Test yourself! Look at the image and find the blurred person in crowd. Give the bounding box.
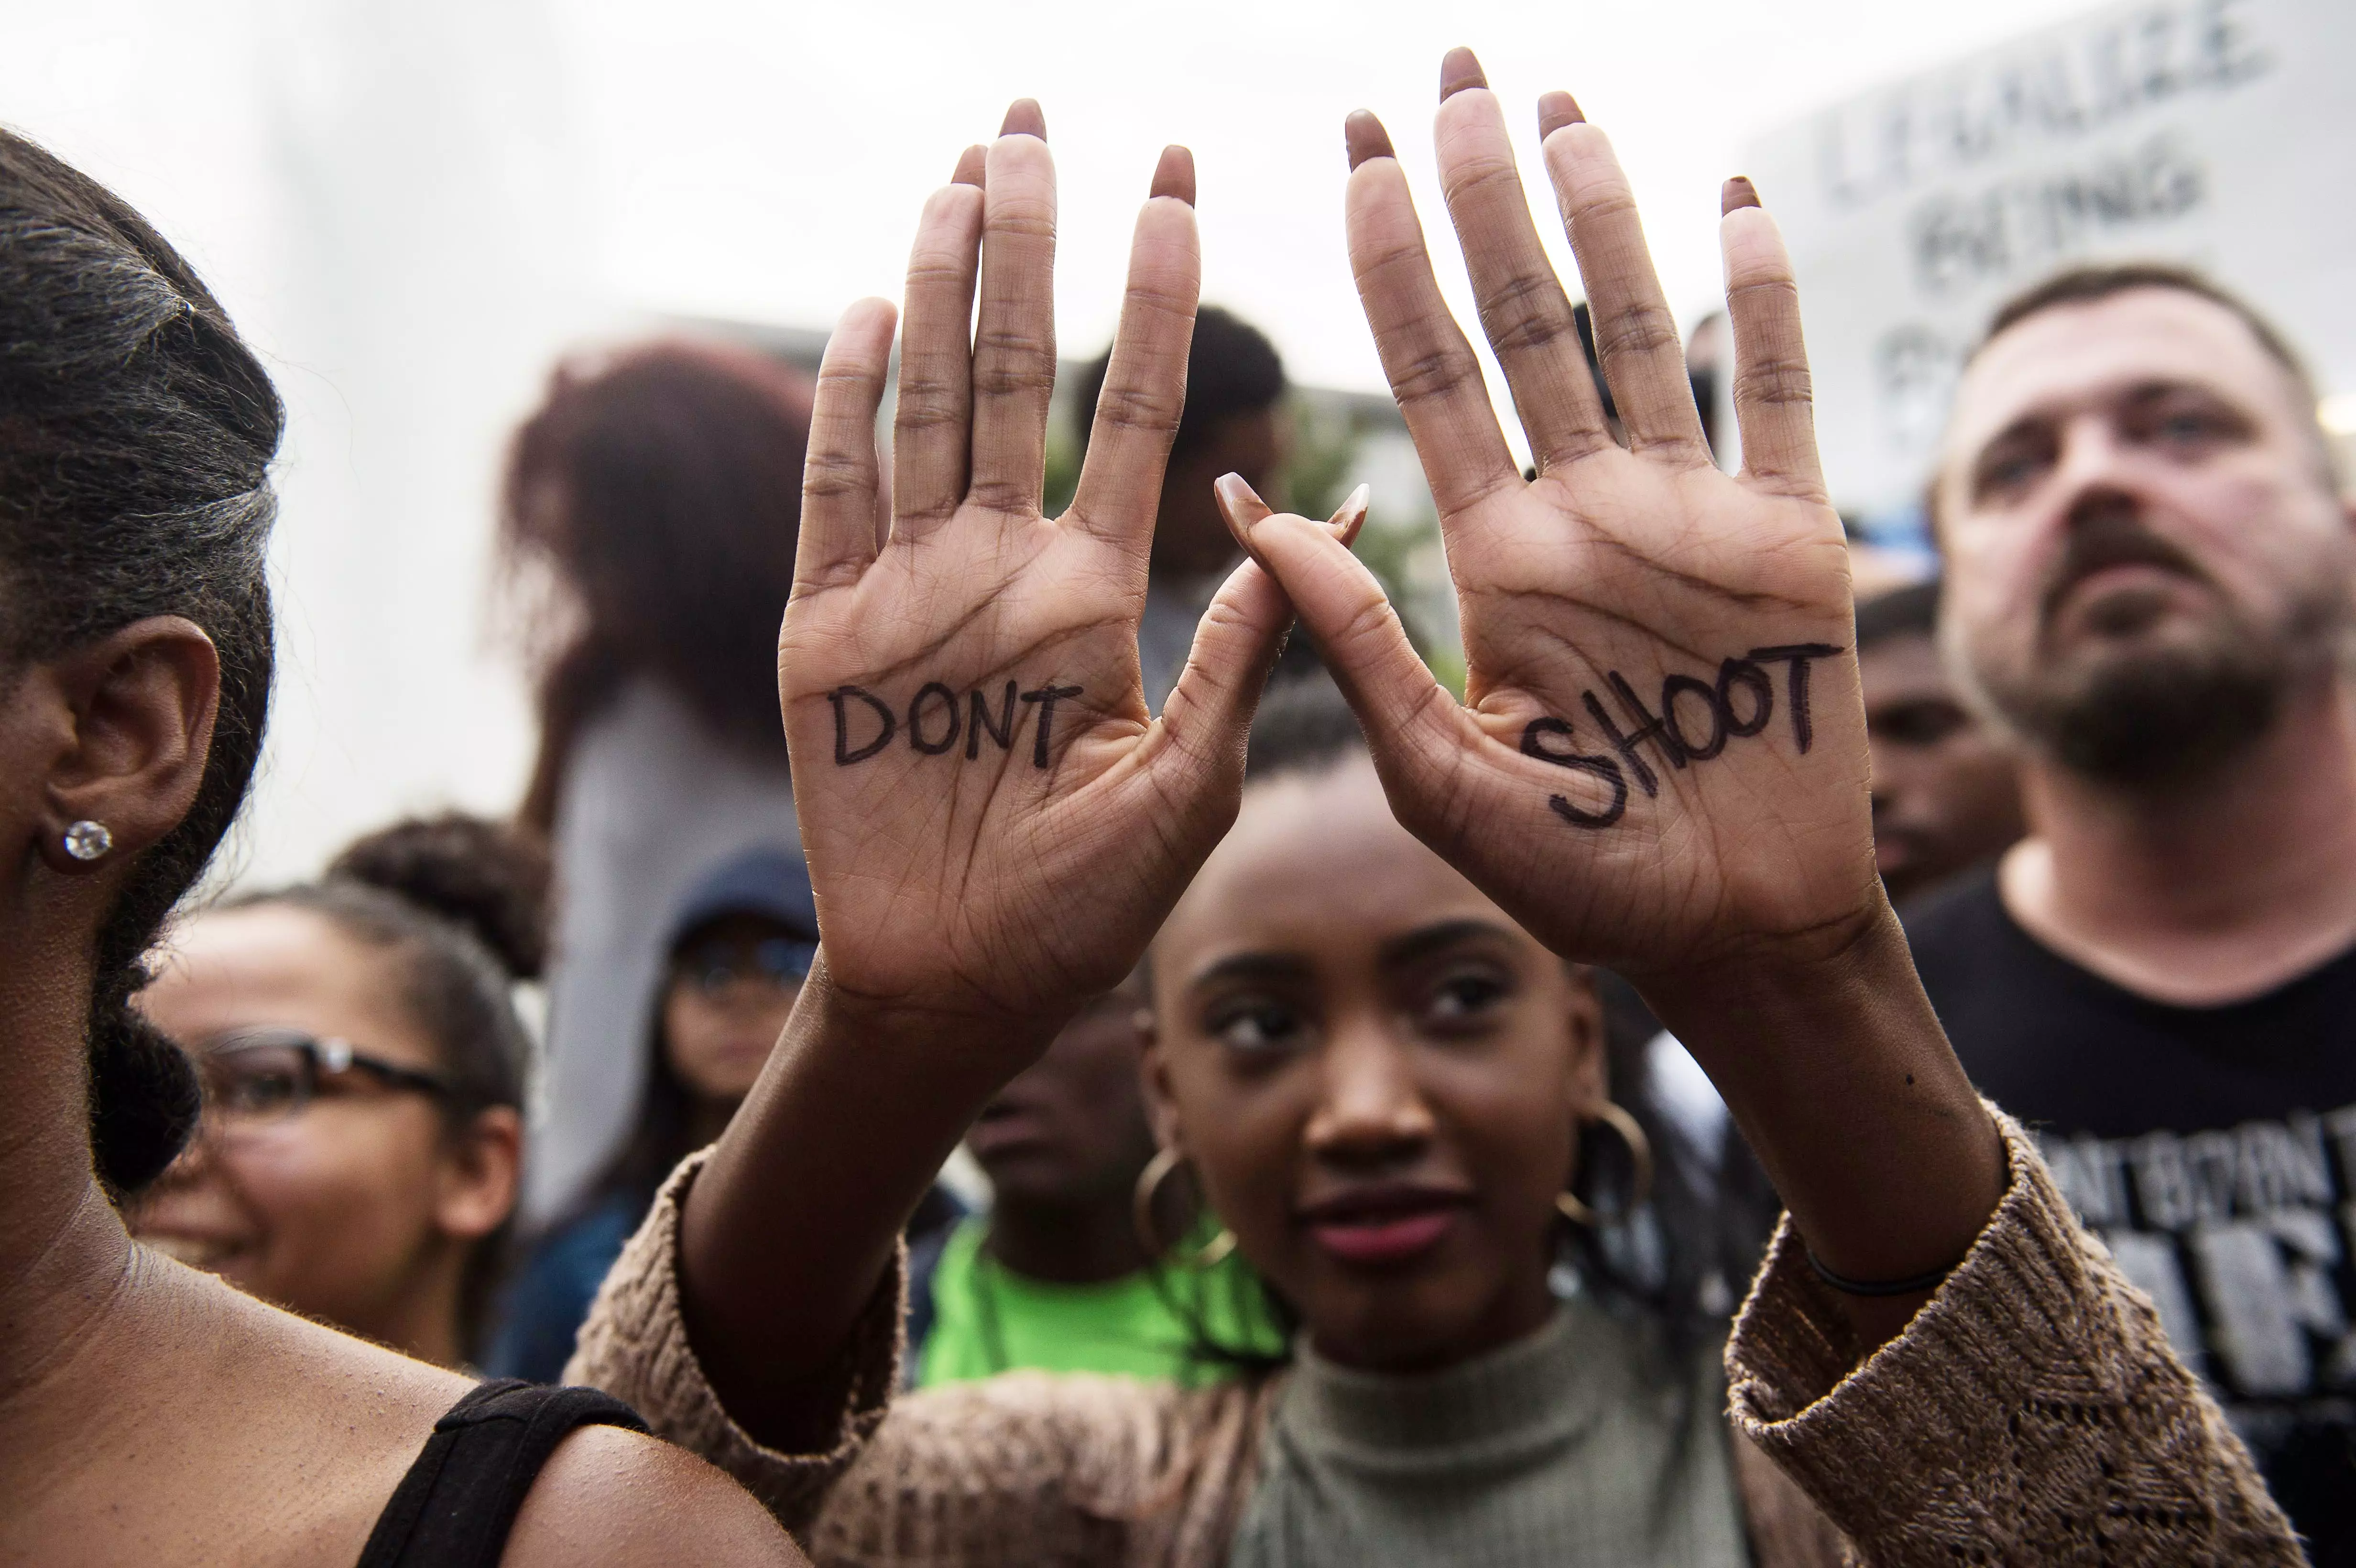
[133,815,543,1369]
[916,978,1275,1386]
[1072,304,1289,708]
[1909,262,2356,1555]
[571,80,2297,1566]
[498,339,818,1231]
[487,847,819,1382]
[0,128,787,1566]
[1855,581,2025,904]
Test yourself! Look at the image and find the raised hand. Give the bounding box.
[1223,54,2000,1330]
[781,112,1321,1043]
[1222,58,1870,983]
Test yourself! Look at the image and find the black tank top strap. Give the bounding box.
[357,1379,650,1568]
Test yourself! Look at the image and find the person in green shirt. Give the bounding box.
[919,986,1278,1385]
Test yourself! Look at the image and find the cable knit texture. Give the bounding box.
[569,1118,2302,1567]
[1727,1109,2301,1566]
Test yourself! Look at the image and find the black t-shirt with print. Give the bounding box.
[1906,868,2356,1563]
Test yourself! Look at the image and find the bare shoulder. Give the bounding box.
[502,1424,806,1568]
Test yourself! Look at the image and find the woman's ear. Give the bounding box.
[435,1104,524,1242]
[36,617,220,876]
[1564,965,1608,1114]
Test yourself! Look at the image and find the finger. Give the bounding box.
[1719,185,1827,500]
[889,167,986,538]
[1158,481,1374,783]
[951,143,987,188]
[796,298,898,597]
[1540,120,1711,462]
[968,115,1059,517]
[1213,475,1460,795]
[1343,111,1519,518]
[1065,149,1201,549]
[1431,51,1609,471]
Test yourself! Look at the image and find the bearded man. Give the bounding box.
[1906,263,2356,1557]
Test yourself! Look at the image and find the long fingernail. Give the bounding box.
[1151,145,1197,207]
[1213,472,1271,534]
[1344,110,1396,171]
[1440,47,1487,101]
[1537,91,1585,139]
[951,144,987,187]
[1329,483,1372,541]
[1721,176,1761,214]
[1000,99,1046,141]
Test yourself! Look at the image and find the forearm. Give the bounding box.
[676,957,1054,1441]
[1629,901,2005,1346]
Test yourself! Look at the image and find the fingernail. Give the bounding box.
[1000,99,1047,141]
[951,144,987,188]
[1440,47,1487,101]
[1213,472,1269,531]
[1537,91,1585,139]
[1721,175,1761,215]
[1330,483,1372,540]
[1344,110,1396,171]
[1150,145,1197,207]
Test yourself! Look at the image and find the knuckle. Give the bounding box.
[1476,271,1574,358]
[1388,343,1484,409]
[1595,299,1681,364]
[1090,379,1180,438]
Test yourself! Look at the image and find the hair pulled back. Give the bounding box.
[0,131,282,1198]
[500,340,815,831]
[244,812,548,1353]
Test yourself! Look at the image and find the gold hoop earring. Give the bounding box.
[1132,1144,1237,1269]
[1555,1099,1655,1228]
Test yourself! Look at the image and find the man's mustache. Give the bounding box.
[2038,513,2212,627]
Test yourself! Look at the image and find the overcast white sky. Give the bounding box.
[0,0,2082,876]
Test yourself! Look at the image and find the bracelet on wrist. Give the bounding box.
[1804,1247,1967,1298]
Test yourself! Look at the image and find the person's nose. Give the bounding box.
[1302,1013,1437,1169]
[2048,417,2146,535]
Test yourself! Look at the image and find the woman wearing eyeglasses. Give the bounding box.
[486,846,826,1383]
[132,814,543,1370]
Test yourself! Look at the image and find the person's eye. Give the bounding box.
[1205,996,1308,1055]
[222,1071,299,1116]
[1875,701,1970,747]
[1424,968,1509,1029]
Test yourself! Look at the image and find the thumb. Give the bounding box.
[1212,475,1460,790]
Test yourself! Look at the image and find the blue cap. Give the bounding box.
[664,846,818,949]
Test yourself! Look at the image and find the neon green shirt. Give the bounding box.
[916,1216,1283,1387]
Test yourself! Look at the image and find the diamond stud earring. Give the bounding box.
[63,820,113,862]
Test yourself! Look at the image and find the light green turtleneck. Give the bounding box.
[1229,1296,1746,1568]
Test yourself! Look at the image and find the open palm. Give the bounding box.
[779,127,1299,1035]
[1233,67,1874,978]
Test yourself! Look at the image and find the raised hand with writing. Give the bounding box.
[779,110,1344,1045]
[1222,57,1872,983]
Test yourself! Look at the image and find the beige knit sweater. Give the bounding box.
[569,1112,2302,1567]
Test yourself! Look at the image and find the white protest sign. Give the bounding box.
[1744,0,2356,517]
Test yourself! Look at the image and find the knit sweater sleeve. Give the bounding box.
[563,1147,1270,1566]
[563,1147,906,1535]
[1724,1107,2302,1565]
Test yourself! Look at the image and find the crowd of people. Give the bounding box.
[2,40,2351,1568]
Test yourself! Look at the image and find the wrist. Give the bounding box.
[794,950,1065,1077]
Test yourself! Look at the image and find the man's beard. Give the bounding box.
[1999,623,2288,789]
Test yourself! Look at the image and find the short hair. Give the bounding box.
[1073,305,1286,461]
[1975,262,2318,410]
[1854,580,1941,648]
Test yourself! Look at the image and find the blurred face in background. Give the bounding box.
[966,990,1158,1213]
[1935,286,2355,787]
[662,913,809,1106]
[1863,629,2024,902]
[1152,404,1292,581]
[1145,752,1603,1372]
[131,904,519,1364]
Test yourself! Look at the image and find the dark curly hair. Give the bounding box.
[0,129,282,1200]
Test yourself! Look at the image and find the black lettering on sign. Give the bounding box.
[831,686,896,764]
[1530,641,1844,829]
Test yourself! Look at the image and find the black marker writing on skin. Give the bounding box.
[829,680,1087,771]
[1020,685,1084,768]
[1524,642,1843,829]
